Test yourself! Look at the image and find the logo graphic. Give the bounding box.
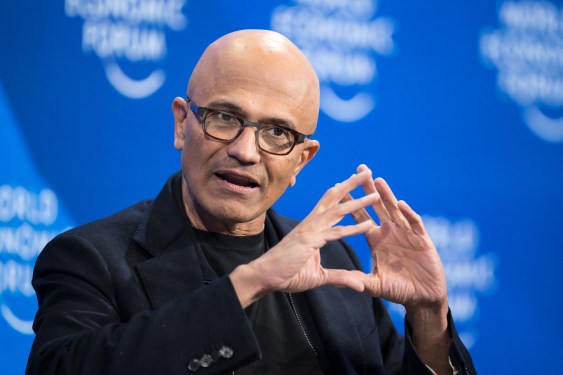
[480,0,563,143]
[65,0,189,99]
[0,83,75,335]
[0,187,71,334]
[387,216,498,348]
[271,0,395,122]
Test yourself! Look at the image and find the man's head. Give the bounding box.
[172,29,320,235]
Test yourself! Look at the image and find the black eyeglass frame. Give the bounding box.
[185,97,310,156]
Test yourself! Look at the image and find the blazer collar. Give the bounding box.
[132,172,192,257]
[132,172,214,309]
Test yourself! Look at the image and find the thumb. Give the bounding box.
[363,273,384,298]
[324,269,368,293]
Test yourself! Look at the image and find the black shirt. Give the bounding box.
[193,227,325,375]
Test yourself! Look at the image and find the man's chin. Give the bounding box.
[195,201,267,234]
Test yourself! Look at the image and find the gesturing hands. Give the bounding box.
[230,164,451,372]
[232,165,447,312]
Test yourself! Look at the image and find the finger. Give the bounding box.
[398,200,426,235]
[363,273,383,298]
[326,192,379,226]
[317,169,374,211]
[374,177,411,229]
[350,204,376,227]
[356,164,377,195]
[324,269,368,292]
[342,192,379,227]
[323,220,374,242]
[355,166,393,225]
[334,169,373,198]
[369,188,392,226]
[356,165,388,226]
[341,192,352,203]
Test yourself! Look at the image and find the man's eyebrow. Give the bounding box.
[207,100,297,130]
[207,100,244,113]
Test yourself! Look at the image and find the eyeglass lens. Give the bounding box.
[204,111,296,154]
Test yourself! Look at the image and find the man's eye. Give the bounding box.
[267,126,289,137]
[218,112,234,122]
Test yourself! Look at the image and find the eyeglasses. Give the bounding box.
[185,97,310,156]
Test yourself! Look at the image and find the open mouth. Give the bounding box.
[215,172,260,188]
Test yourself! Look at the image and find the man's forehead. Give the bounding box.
[192,31,317,88]
[187,30,320,133]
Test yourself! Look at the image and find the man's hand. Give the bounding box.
[346,165,448,309]
[230,169,377,307]
[348,164,451,374]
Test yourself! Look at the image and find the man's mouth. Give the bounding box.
[215,172,260,188]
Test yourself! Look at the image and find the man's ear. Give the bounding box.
[289,139,320,187]
[172,97,188,150]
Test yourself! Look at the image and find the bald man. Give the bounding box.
[27,30,475,375]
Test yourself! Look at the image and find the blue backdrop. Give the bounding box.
[1,1,562,373]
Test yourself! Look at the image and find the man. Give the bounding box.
[26,30,475,374]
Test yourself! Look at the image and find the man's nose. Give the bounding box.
[226,127,261,164]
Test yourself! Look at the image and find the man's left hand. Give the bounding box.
[348,165,452,374]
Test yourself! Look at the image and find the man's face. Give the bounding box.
[172,33,320,234]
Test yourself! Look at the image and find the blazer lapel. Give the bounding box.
[135,233,208,310]
[132,172,214,310]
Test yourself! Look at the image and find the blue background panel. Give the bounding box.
[1,1,562,374]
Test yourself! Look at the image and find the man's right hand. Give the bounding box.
[230,169,377,308]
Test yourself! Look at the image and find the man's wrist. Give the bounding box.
[405,299,449,339]
[229,263,270,309]
[405,300,451,374]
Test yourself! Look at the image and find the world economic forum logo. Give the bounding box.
[0,186,71,334]
[480,0,563,143]
[0,83,75,335]
[271,0,395,122]
[64,0,188,99]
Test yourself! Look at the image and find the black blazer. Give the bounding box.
[26,173,475,374]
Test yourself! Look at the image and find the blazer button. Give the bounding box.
[200,354,213,368]
[187,359,200,372]
[218,345,234,359]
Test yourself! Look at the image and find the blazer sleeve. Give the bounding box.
[26,234,261,375]
[401,310,477,374]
